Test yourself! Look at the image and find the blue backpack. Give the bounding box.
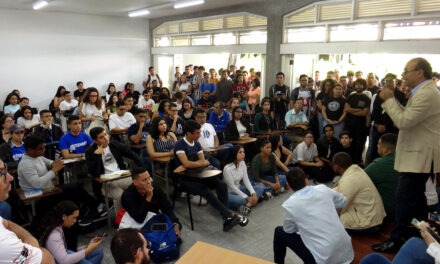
[140,214,180,263]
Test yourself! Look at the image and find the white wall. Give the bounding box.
[0,8,150,110]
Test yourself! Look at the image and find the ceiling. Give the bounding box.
[0,0,263,19]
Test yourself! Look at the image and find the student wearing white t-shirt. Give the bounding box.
[0,159,54,263]
[292,131,326,181]
[59,91,78,132]
[137,90,155,111]
[109,101,136,134]
[86,127,144,211]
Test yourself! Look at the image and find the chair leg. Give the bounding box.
[186,194,194,230]
[172,181,178,209]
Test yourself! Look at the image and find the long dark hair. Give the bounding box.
[157,99,170,114]
[55,86,66,97]
[270,134,282,152]
[82,87,102,109]
[150,117,169,140]
[20,105,34,119]
[38,200,79,246]
[225,145,243,165]
[3,92,19,107]
[107,83,116,95]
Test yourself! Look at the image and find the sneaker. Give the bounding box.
[237,215,249,227]
[190,195,207,206]
[223,215,240,232]
[97,203,108,217]
[239,205,251,216]
[262,191,272,200]
[78,216,93,227]
[279,187,285,193]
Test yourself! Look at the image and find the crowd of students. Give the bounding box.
[1,59,440,263]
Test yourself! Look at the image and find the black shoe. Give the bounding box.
[237,215,249,227]
[223,215,240,232]
[372,240,402,253]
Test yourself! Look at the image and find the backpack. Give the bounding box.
[140,214,180,263]
[146,74,161,87]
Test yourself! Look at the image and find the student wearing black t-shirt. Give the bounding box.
[173,120,248,231]
[269,72,290,129]
[322,83,347,138]
[166,103,185,139]
[73,81,85,102]
[344,78,371,164]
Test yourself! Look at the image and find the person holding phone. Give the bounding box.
[361,220,440,263]
[39,200,104,264]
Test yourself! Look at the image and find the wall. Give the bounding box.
[0,8,150,110]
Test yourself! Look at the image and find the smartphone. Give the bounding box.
[151,223,167,231]
[412,218,440,243]
[429,212,440,221]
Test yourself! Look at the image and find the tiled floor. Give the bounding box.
[79,189,302,264]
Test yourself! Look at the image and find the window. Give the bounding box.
[330,24,378,41]
[384,21,440,40]
[240,31,267,44]
[287,27,326,43]
[213,33,236,45]
[191,35,211,46]
[155,37,170,47]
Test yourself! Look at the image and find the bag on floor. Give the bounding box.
[140,214,180,263]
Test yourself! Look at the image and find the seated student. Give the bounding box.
[121,167,181,239]
[13,97,30,121]
[59,115,92,160]
[0,124,26,172]
[361,222,440,264]
[109,101,136,134]
[225,106,251,141]
[332,152,386,234]
[223,146,264,215]
[111,228,151,264]
[285,99,309,148]
[151,100,170,121]
[137,89,155,111]
[86,127,144,212]
[146,117,176,162]
[208,101,230,140]
[315,124,341,181]
[0,159,55,264]
[196,90,214,110]
[273,167,353,264]
[128,109,151,146]
[173,120,248,231]
[251,139,287,194]
[364,133,399,223]
[254,98,274,133]
[40,201,104,264]
[339,130,361,165]
[59,91,79,132]
[17,135,101,226]
[270,134,293,170]
[166,103,185,139]
[194,108,232,169]
[123,94,137,116]
[292,131,327,181]
[32,109,64,142]
[16,106,40,135]
[200,72,216,98]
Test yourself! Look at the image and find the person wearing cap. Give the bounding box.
[0,124,26,172]
[109,101,136,134]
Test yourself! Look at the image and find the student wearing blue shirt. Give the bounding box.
[200,73,216,98]
[0,124,26,171]
[59,115,93,159]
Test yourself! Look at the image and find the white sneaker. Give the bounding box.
[190,195,207,205]
[279,187,285,193]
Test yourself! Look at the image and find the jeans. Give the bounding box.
[261,174,287,192]
[391,172,431,241]
[66,248,104,264]
[273,226,316,264]
[180,176,231,219]
[360,237,434,264]
[0,201,11,220]
[366,126,380,165]
[227,184,265,209]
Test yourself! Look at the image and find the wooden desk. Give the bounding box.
[179,169,222,179]
[93,172,132,228]
[17,187,62,216]
[203,145,229,153]
[253,130,289,136]
[151,156,173,200]
[228,137,257,145]
[176,241,273,264]
[63,157,86,184]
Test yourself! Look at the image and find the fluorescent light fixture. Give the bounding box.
[33,0,48,10]
[174,0,204,9]
[128,8,150,17]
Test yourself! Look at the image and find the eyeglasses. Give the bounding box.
[0,164,8,183]
[402,69,418,75]
[13,131,24,134]
[305,136,313,139]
